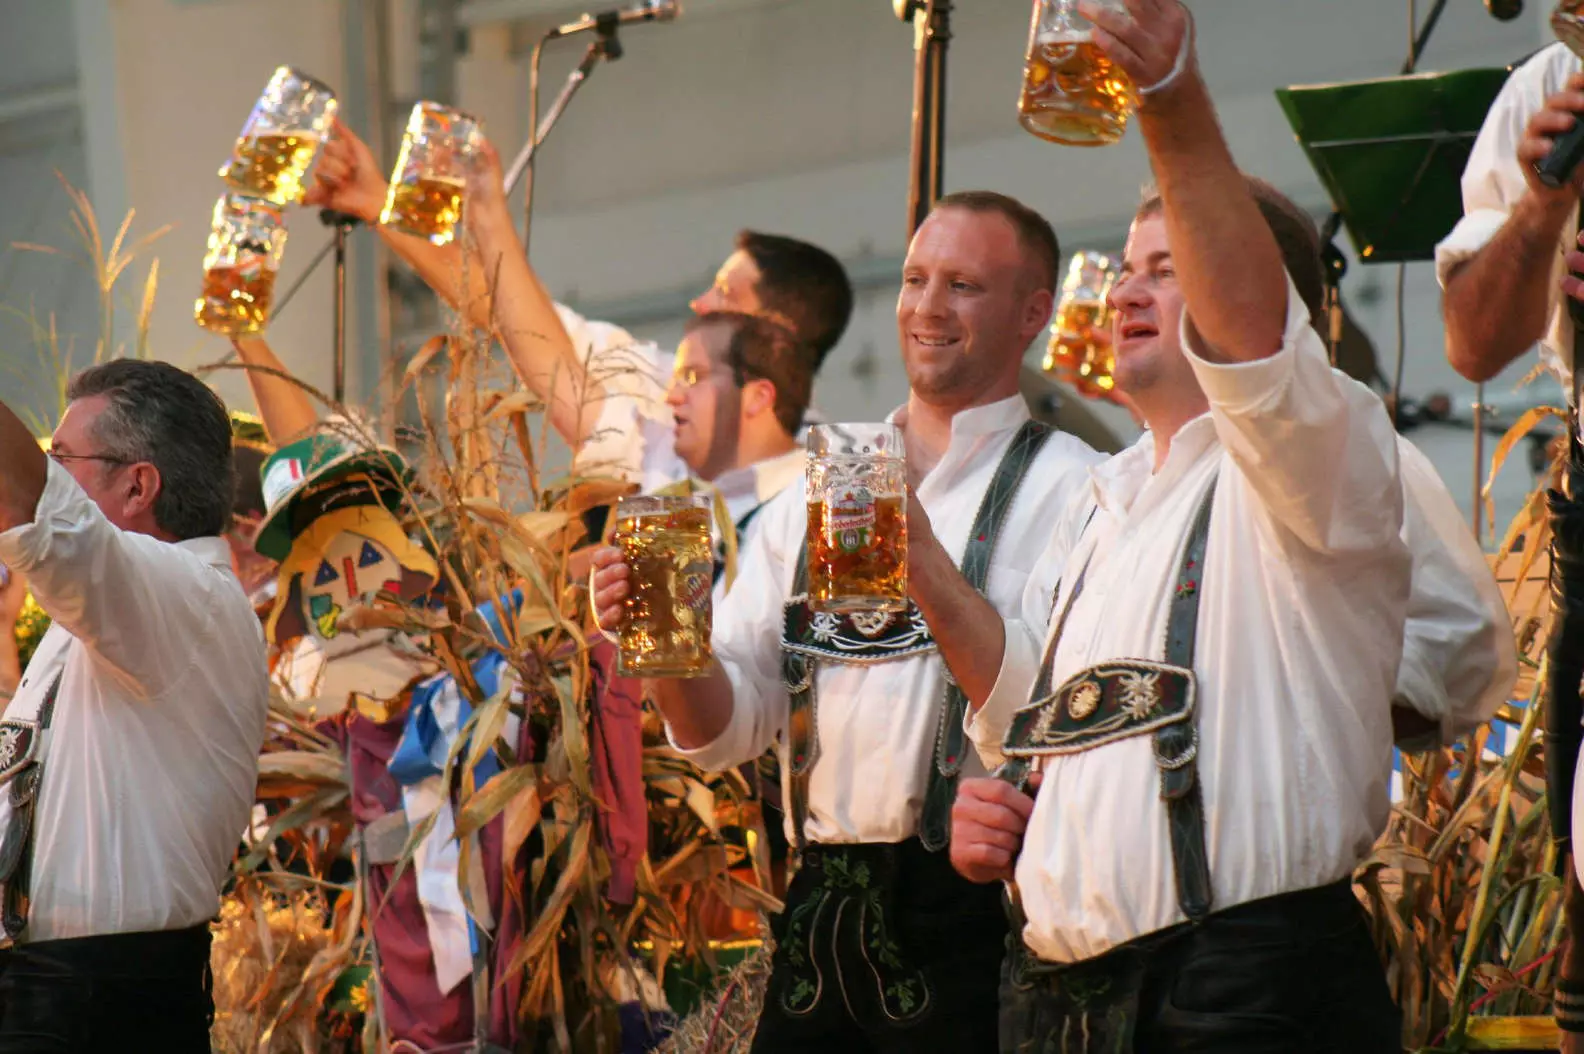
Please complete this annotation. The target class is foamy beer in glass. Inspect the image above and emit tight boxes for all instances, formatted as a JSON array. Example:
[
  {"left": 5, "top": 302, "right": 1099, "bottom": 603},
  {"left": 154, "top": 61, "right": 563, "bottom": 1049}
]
[
  {"left": 613, "top": 494, "right": 714, "bottom": 677},
  {"left": 1018, "top": 0, "right": 1137, "bottom": 147},
  {"left": 194, "top": 194, "right": 288, "bottom": 336},
  {"left": 1044, "top": 250, "right": 1119, "bottom": 388},
  {"left": 379, "top": 102, "right": 483, "bottom": 247},
  {"left": 219, "top": 66, "right": 337, "bottom": 206},
  {"left": 806, "top": 424, "right": 908, "bottom": 614}
]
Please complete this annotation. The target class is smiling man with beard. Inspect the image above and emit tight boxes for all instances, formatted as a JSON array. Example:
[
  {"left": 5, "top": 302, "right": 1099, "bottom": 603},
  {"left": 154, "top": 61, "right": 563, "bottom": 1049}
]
[{"left": 589, "top": 190, "right": 1102, "bottom": 1053}]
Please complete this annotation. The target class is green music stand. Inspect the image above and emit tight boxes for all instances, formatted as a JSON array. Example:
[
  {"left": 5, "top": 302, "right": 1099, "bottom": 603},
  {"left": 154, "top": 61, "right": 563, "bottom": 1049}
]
[{"left": 1276, "top": 67, "right": 1511, "bottom": 264}]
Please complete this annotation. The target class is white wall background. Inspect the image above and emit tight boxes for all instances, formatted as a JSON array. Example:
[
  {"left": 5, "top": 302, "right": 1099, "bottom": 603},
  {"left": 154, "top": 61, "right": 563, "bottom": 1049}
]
[{"left": 0, "top": 0, "right": 1562, "bottom": 536}]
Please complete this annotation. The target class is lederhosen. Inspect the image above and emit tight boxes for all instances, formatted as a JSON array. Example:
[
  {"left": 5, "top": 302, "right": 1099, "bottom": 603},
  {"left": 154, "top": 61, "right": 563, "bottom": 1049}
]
[
  {"left": 753, "top": 422, "right": 1049, "bottom": 1052},
  {"left": 0, "top": 669, "right": 62, "bottom": 940},
  {"left": 996, "top": 478, "right": 1399, "bottom": 1053}
]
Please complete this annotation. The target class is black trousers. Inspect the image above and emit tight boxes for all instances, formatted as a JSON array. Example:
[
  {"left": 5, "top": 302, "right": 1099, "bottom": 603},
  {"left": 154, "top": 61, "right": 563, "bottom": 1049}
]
[
  {"left": 752, "top": 838, "right": 1006, "bottom": 1054},
  {"left": 1000, "top": 879, "right": 1401, "bottom": 1054},
  {"left": 0, "top": 925, "right": 213, "bottom": 1053}
]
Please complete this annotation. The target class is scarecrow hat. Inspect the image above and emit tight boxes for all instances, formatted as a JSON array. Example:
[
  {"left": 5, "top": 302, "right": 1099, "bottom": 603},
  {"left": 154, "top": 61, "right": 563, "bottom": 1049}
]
[{"left": 255, "top": 431, "right": 413, "bottom": 562}]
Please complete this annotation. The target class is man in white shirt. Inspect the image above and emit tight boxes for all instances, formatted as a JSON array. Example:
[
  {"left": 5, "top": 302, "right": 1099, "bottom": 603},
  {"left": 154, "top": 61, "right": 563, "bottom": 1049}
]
[
  {"left": 0, "top": 360, "right": 269, "bottom": 1051},
  {"left": 1439, "top": 41, "right": 1584, "bottom": 387},
  {"left": 1439, "top": 40, "right": 1584, "bottom": 1046},
  {"left": 591, "top": 190, "right": 1102, "bottom": 1052},
  {"left": 948, "top": 2, "right": 1411, "bottom": 1049},
  {"left": 306, "top": 121, "right": 852, "bottom": 559}
]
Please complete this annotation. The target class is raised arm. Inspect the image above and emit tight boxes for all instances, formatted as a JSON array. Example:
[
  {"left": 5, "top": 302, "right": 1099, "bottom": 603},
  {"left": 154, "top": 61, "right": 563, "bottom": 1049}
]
[
  {"left": 305, "top": 118, "right": 495, "bottom": 331},
  {"left": 0, "top": 396, "right": 47, "bottom": 535},
  {"left": 306, "top": 121, "right": 606, "bottom": 448},
  {"left": 230, "top": 336, "right": 319, "bottom": 445},
  {"left": 1085, "top": 0, "right": 1283, "bottom": 364},
  {"left": 1440, "top": 59, "right": 1584, "bottom": 383}
]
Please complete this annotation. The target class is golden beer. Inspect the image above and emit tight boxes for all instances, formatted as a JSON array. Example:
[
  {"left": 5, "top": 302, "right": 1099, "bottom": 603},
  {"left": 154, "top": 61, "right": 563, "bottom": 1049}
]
[
  {"left": 806, "top": 494, "right": 908, "bottom": 614},
  {"left": 805, "top": 423, "right": 908, "bottom": 614},
  {"left": 1044, "top": 298, "right": 1107, "bottom": 382},
  {"left": 379, "top": 102, "right": 483, "bottom": 247},
  {"left": 220, "top": 132, "right": 321, "bottom": 206},
  {"left": 220, "top": 66, "right": 337, "bottom": 206},
  {"left": 194, "top": 194, "right": 287, "bottom": 337},
  {"left": 1019, "top": 38, "right": 1135, "bottom": 147},
  {"left": 380, "top": 175, "right": 466, "bottom": 245},
  {"left": 614, "top": 496, "right": 714, "bottom": 677},
  {"left": 195, "top": 263, "right": 277, "bottom": 335}
]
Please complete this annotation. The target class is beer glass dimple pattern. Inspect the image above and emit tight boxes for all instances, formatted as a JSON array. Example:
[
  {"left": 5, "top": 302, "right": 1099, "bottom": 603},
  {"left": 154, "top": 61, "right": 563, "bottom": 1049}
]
[
  {"left": 194, "top": 194, "right": 288, "bottom": 336},
  {"left": 1043, "top": 251, "right": 1120, "bottom": 397},
  {"left": 805, "top": 424, "right": 908, "bottom": 614},
  {"left": 219, "top": 66, "right": 338, "bottom": 206},
  {"left": 379, "top": 102, "right": 483, "bottom": 247},
  {"left": 1018, "top": 0, "right": 1136, "bottom": 147},
  {"left": 614, "top": 495, "right": 714, "bottom": 677}
]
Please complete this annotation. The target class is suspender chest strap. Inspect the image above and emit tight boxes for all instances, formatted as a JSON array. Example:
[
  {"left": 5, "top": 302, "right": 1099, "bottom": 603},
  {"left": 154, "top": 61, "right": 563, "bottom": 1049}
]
[
  {"left": 1002, "top": 480, "right": 1217, "bottom": 923},
  {"left": 781, "top": 419, "right": 1053, "bottom": 854}
]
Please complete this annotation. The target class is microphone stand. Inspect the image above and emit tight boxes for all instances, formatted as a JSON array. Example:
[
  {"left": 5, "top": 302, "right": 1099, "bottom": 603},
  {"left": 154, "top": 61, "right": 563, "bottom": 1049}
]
[
  {"left": 900, "top": 0, "right": 952, "bottom": 239},
  {"left": 323, "top": 209, "right": 360, "bottom": 405},
  {"left": 504, "top": 16, "right": 625, "bottom": 256}
]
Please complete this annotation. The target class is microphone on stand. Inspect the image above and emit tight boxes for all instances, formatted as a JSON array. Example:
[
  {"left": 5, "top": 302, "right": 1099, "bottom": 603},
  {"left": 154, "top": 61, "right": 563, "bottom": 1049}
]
[
  {"left": 547, "top": 0, "right": 681, "bottom": 39},
  {"left": 1484, "top": 0, "right": 1523, "bottom": 19}
]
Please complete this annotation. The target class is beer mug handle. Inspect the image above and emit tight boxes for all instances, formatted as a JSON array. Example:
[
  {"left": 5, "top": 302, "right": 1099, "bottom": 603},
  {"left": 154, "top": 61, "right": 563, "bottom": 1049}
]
[{"left": 587, "top": 565, "right": 622, "bottom": 646}]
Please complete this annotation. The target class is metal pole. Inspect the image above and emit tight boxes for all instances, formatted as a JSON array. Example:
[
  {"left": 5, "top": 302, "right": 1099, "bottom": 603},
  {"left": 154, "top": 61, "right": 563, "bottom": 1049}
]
[
  {"left": 1472, "top": 382, "right": 1485, "bottom": 542},
  {"left": 903, "top": 0, "right": 951, "bottom": 239},
  {"left": 329, "top": 213, "right": 355, "bottom": 405}
]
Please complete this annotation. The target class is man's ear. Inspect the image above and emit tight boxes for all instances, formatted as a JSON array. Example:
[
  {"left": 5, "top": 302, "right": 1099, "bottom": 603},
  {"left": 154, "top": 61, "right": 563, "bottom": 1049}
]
[
  {"left": 1023, "top": 287, "right": 1056, "bottom": 344},
  {"left": 124, "top": 462, "right": 163, "bottom": 521},
  {"left": 742, "top": 377, "right": 778, "bottom": 421}
]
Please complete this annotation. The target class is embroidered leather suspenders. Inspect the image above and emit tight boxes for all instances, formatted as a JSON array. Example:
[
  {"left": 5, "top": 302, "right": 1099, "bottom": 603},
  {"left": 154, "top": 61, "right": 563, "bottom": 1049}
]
[
  {"left": 779, "top": 420, "right": 1052, "bottom": 854},
  {"left": 0, "top": 668, "right": 65, "bottom": 939},
  {"left": 1001, "top": 479, "right": 1218, "bottom": 923}
]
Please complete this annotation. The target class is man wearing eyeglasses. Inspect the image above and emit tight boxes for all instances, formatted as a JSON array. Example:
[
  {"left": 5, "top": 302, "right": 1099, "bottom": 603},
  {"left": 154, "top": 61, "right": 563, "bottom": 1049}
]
[
  {"left": 306, "top": 121, "right": 853, "bottom": 563},
  {"left": 0, "top": 361, "right": 269, "bottom": 1051}
]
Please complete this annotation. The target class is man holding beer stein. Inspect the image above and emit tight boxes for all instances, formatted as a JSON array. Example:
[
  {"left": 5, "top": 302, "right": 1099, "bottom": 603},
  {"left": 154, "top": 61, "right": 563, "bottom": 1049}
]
[
  {"left": 305, "top": 122, "right": 850, "bottom": 568},
  {"left": 948, "top": 1, "right": 1412, "bottom": 1049},
  {"left": 592, "top": 190, "right": 1100, "bottom": 1051}
]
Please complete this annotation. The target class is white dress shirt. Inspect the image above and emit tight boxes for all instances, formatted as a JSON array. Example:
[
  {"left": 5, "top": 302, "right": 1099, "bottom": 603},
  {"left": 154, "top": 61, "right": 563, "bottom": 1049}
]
[
  {"left": 0, "top": 461, "right": 269, "bottom": 941},
  {"left": 1396, "top": 439, "right": 1516, "bottom": 744},
  {"left": 979, "top": 277, "right": 1411, "bottom": 963},
  {"left": 670, "top": 395, "right": 1102, "bottom": 845},
  {"left": 559, "top": 304, "right": 806, "bottom": 576},
  {"left": 1436, "top": 42, "right": 1581, "bottom": 381}
]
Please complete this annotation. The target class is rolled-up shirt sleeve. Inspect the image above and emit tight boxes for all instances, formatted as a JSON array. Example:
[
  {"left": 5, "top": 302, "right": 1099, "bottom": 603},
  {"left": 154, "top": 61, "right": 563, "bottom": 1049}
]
[
  {"left": 1434, "top": 44, "right": 1578, "bottom": 378},
  {"left": 1183, "top": 272, "right": 1404, "bottom": 558},
  {"left": 663, "top": 485, "right": 798, "bottom": 772},
  {"left": 558, "top": 303, "right": 689, "bottom": 491},
  {"left": 0, "top": 460, "right": 220, "bottom": 699}
]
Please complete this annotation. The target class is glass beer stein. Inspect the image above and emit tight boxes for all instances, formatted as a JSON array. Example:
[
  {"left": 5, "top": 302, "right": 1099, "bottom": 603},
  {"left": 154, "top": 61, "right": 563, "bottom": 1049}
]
[
  {"left": 608, "top": 494, "right": 714, "bottom": 677},
  {"left": 805, "top": 424, "right": 908, "bottom": 614},
  {"left": 379, "top": 102, "right": 484, "bottom": 247},
  {"left": 219, "top": 66, "right": 338, "bottom": 206},
  {"left": 1018, "top": 0, "right": 1137, "bottom": 147},
  {"left": 1044, "top": 250, "right": 1118, "bottom": 387},
  {"left": 194, "top": 194, "right": 288, "bottom": 336}
]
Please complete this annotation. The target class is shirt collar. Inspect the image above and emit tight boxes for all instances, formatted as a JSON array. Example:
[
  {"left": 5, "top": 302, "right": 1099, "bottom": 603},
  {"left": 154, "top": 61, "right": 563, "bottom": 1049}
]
[
  {"left": 713, "top": 447, "right": 805, "bottom": 507},
  {"left": 178, "top": 535, "right": 237, "bottom": 573},
  {"left": 886, "top": 394, "right": 1032, "bottom": 440},
  {"left": 1089, "top": 412, "right": 1219, "bottom": 514}
]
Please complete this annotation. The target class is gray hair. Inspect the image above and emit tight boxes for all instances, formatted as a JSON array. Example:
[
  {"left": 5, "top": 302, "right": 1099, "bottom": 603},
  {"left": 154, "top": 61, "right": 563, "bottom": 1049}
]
[{"left": 66, "top": 360, "right": 235, "bottom": 540}]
